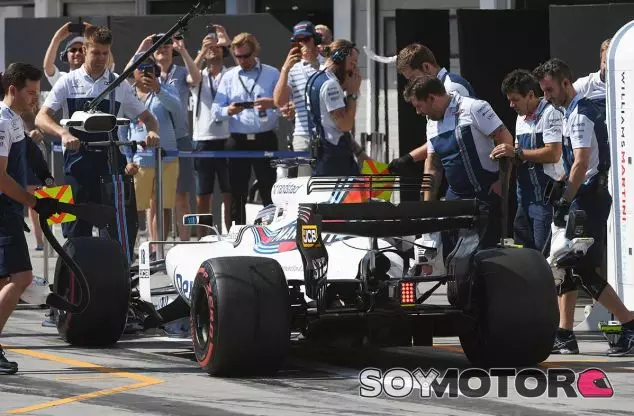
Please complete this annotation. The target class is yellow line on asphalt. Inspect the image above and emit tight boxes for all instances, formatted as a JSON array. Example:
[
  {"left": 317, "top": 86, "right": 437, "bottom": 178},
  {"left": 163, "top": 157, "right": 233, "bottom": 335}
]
[
  {"left": 4, "top": 347, "right": 163, "bottom": 414},
  {"left": 55, "top": 375, "right": 118, "bottom": 381}
]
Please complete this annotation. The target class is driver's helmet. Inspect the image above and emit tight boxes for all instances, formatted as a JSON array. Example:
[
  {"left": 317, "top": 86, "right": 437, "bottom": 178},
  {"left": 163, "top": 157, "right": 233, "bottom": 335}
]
[{"left": 254, "top": 204, "right": 277, "bottom": 226}]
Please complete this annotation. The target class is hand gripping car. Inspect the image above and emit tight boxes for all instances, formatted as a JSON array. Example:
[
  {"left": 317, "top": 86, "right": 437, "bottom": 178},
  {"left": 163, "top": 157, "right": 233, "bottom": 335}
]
[{"left": 136, "top": 157, "right": 560, "bottom": 376}]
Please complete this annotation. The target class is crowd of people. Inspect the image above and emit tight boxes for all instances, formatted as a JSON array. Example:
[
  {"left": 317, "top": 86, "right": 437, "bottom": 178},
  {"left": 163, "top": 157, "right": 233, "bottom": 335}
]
[{"left": 0, "top": 15, "right": 632, "bottom": 375}]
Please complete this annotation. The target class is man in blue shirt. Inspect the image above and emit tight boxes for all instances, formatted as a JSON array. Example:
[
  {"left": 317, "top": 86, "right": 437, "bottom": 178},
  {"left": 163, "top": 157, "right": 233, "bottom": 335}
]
[
  {"left": 120, "top": 58, "right": 181, "bottom": 252},
  {"left": 212, "top": 32, "right": 281, "bottom": 226},
  {"left": 0, "top": 63, "right": 62, "bottom": 374},
  {"left": 534, "top": 58, "right": 634, "bottom": 356},
  {"left": 389, "top": 43, "right": 476, "bottom": 174},
  {"left": 493, "top": 69, "right": 565, "bottom": 253}
]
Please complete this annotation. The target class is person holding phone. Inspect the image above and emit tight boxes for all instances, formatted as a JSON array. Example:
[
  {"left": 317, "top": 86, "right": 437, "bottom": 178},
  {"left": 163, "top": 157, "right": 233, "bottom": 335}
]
[
  {"left": 273, "top": 21, "right": 325, "bottom": 177},
  {"left": 119, "top": 58, "right": 181, "bottom": 256},
  {"left": 304, "top": 39, "right": 369, "bottom": 176},
  {"left": 211, "top": 32, "right": 280, "bottom": 226}
]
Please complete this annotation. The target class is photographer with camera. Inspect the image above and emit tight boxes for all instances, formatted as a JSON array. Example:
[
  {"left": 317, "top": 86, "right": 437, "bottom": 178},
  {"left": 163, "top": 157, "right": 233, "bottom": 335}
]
[
  {"left": 36, "top": 26, "right": 160, "bottom": 243},
  {"left": 534, "top": 58, "right": 634, "bottom": 356}
]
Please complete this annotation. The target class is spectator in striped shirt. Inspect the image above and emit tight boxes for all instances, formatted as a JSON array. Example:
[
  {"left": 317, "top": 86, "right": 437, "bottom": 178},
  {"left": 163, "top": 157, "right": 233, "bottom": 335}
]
[{"left": 273, "top": 21, "right": 325, "bottom": 176}]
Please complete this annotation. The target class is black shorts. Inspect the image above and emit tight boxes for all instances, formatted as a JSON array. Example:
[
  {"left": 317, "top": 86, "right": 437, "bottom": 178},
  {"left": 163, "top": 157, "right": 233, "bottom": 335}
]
[
  {"left": 194, "top": 140, "right": 231, "bottom": 196},
  {"left": 0, "top": 214, "right": 32, "bottom": 279}
]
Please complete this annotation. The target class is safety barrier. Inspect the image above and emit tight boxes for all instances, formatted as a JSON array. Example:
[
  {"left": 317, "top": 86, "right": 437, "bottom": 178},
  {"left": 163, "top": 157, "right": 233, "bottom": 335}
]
[{"left": 51, "top": 145, "right": 311, "bottom": 159}]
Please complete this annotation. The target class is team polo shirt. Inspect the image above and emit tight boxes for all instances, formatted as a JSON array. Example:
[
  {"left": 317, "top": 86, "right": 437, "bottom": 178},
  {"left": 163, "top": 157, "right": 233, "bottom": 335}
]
[
  {"left": 0, "top": 102, "right": 27, "bottom": 215},
  {"left": 573, "top": 70, "right": 605, "bottom": 101},
  {"left": 437, "top": 67, "right": 476, "bottom": 97},
  {"left": 427, "top": 93, "right": 502, "bottom": 198},
  {"left": 562, "top": 93, "right": 611, "bottom": 187},
  {"left": 287, "top": 56, "right": 326, "bottom": 137},
  {"left": 43, "top": 66, "right": 147, "bottom": 173},
  {"left": 515, "top": 99, "right": 565, "bottom": 205},
  {"left": 315, "top": 69, "right": 348, "bottom": 146}
]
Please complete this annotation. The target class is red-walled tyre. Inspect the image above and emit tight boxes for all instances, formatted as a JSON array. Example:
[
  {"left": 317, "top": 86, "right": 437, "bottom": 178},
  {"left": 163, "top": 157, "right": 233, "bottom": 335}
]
[{"left": 190, "top": 256, "right": 290, "bottom": 376}]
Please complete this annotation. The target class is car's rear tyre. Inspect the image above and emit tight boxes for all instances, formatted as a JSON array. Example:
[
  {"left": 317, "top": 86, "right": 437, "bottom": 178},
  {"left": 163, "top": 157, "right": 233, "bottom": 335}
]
[
  {"left": 54, "top": 237, "right": 130, "bottom": 346},
  {"left": 459, "top": 247, "right": 558, "bottom": 368},
  {"left": 190, "top": 256, "right": 290, "bottom": 376}
]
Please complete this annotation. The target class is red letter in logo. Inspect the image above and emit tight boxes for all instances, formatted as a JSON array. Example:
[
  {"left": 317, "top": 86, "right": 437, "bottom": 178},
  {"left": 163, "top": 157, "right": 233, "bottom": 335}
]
[{"left": 577, "top": 369, "right": 614, "bottom": 398}]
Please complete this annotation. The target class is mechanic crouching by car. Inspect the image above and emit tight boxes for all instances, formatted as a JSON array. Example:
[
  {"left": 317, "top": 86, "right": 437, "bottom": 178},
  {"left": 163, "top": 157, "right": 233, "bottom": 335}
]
[
  {"left": 0, "top": 63, "right": 62, "bottom": 374},
  {"left": 406, "top": 75, "right": 514, "bottom": 249},
  {"left": 120, "top": 57, "right": 182, "bottom": 257},
  {"left": 493, "top": 69, "right": 565, "bottom": 253},
  {"left": 304, "top": 39, "right": 369, "bottom": 176},
  {"left": 534, "top": 58, "right": 634, "bottom": 356},
  {"left": 36, "top": 26, "right": 160, "bottom": 255}
]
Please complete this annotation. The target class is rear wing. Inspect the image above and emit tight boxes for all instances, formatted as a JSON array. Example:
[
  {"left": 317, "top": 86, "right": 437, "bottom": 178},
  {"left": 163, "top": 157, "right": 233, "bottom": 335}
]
[{"left": 295, "top": 176, "right": 484, "bottom": 302}]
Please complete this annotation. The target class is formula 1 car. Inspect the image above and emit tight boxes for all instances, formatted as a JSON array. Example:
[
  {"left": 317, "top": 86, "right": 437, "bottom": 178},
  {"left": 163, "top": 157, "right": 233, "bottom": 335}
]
[{"left": 130, "top": 164, "right": 570, "bottom": 376}]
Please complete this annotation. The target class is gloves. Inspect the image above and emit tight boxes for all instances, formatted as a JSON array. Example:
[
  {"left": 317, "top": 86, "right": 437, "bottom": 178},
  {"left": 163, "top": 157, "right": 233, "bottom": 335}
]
[
  {"left": 34, "top": 197, "right": 61, "bottom": 220},
  {"left": 553, "top": 197, "right": 570, "bottom": 227},
  {"left": 388, "top": 153, "right": 415, "bottom": 174}
]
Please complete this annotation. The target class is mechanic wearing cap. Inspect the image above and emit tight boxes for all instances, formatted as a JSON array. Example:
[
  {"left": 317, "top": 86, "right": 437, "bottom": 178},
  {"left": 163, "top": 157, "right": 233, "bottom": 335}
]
[
  {"left": 36, "top": 26, "right": 159, "bottom": 245},
  {"left": 211, "top": 32, "right": 280, "bottom": 226},
  {"left": 274, "top": 20, "right": 326, "bottom": 177},
  {"left": 492, "top": 69, "right": 565, "bottom": 253},
  {"left": 0, "top": 63, "right": 62, "bottom": 374},
  {"left": 304, "top": 39, "right": 369, "bottom": 176},
  {"left": 189, "top": 31, "right": 233, "bottom": 234},
  {"left": 534, "top": 58, "right": 634, "bottom": 356},
  {"left": 573, "top": 38, "right": 610, "bottom": 121},
  {"left": 389, "top": 43, "right": 476, "bottom": 175},
  {"left": 406, "top": 75, "right": 513, "bottom": 249}
]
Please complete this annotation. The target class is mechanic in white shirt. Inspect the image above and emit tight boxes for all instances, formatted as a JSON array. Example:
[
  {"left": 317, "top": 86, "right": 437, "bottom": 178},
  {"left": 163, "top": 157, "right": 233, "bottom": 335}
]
[
  {"left": 389, "top": 43, "right": 477, "bottom": 174},
  {"left": 304, "top": 39, "right": 369, "bottom": 176},
  {"left": 190, "top": 34, "right": 232, "bottom": 234},
  {"left": 0, "top": 63, "right": 62, "bottom": 374},
  {"left": 36, "top": 26, "right": 159, "bottom": 243},
  {"left": 493, "top": 69, "right": 565, "bottom": 253},
  {"left": 573, "top": 38, "right": 610, "bottom": 121},
  {"left": 274, "top": 21, "right": 326, "bottom": 177},
  {"left": 534, "top": 58, "right": 634, "bottom": 357},
  {"left": 406, "top": 75, "right": 514, "bottom": 249}
]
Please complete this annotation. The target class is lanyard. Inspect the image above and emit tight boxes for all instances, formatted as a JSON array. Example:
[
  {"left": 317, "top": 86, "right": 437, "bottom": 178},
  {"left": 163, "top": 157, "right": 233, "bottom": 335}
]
[
  {"left": 209, "top": 69, "right": 224, "bottom": 101},
  {"left": 238, "top": 64, "right": 263, "bottom": 98}
]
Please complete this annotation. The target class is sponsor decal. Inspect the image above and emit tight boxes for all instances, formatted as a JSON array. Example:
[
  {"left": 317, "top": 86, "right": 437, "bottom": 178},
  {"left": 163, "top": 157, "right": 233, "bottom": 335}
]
[
  {"left": 301, "top": 224, "right": 320, "bottom": 248},
  {"left": 273, "top": 183, "right": 302, "bottom": 194}
]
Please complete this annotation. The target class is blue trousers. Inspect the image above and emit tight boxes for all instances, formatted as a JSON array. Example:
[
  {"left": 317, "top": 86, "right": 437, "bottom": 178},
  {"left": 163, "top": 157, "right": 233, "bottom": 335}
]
[{"left": 513, "top": 201, "right": 552, "bottom": 254}]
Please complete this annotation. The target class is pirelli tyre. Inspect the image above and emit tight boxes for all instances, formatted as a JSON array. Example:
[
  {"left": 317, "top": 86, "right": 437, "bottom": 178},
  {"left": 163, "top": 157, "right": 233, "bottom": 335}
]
[
  {"left": 190, "top": 256, "right": 291, "bottom": 376},
  {"left": 54, "top": 237, "right": 131, "bottom": 346},
  {"left": 459, "top": 247, "right": 558, "bottom": 367}
]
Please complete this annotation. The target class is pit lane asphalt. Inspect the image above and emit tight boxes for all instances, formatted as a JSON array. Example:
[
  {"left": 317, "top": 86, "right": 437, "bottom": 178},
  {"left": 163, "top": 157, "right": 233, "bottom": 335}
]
[{"left": 3, "top": 225, "right": 634, "bottom": 416}]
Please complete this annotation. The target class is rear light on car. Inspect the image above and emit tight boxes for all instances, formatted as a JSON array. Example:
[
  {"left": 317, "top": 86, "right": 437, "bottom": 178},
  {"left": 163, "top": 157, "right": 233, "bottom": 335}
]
[{"left": 401, "top": 281, "right": 416, "bottom": 305}]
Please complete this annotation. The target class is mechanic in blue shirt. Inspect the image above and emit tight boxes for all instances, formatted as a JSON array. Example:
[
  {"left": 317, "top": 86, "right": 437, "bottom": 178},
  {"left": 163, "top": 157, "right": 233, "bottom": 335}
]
[
  {"left": 0, "top": 63, "right": 61, "bottom": 374},
  {"left": 534, "top": 58, "right": 634, "bottom": 357},
  {"left": 389, "top": 43, "right": 476, "bottom": 174},
  {"left": 304, "top": 39, "right": 369, "bottom": 176},
  {"left": 406, "top": 75, "right": 514, "bottom": 249},
  {"left": 573, "top": 38, "right": 610, "bottom": 122},
  {"left": 211, "top": 32, "right": 280, "bottom": 226},
  {"left": 492, "top": 69, "right": 565, "bottom": 253},
  {"left": 120, "top": 57, "right": 182, "bottom": 249}
]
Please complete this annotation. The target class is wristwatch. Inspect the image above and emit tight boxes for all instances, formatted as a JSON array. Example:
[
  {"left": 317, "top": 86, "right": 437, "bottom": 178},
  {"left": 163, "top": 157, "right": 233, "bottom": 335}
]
[
  {"left": 346, "top": 93, "right": 359, "bottom": 101},
  {"left": 513, "top": 147, "right": 524, "bottom": 163}
]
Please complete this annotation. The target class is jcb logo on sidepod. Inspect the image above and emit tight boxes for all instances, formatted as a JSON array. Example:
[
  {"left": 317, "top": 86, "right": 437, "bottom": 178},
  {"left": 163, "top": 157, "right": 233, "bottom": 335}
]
[{"left": 302, "top": 225, "right": 320, "bottom": 247}]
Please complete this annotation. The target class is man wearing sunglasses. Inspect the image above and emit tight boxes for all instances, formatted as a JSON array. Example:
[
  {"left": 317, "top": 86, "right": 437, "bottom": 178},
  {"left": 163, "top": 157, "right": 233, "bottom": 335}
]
[{"left": 211, "top": 32, "right": 280, "bottom": 226}]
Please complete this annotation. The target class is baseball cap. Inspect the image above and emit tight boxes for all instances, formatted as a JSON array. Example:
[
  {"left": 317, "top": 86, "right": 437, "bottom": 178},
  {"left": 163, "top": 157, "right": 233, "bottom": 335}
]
[
  {"left": 63, "top": 36, "right": 84, "bottom": 53},
  {"left": 292, "top": 21, "right": 317, "bottom": 40}
]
